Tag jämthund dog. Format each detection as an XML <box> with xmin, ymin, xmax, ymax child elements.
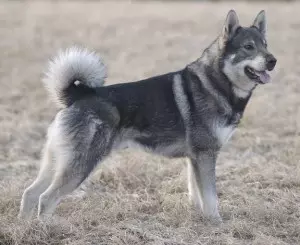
<box><xmin>19</xmin><ymin>10</ymin><xmax>276</xmax><ymax>222</ymax></box>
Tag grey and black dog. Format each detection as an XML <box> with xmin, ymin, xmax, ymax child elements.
<box><xmin>19</xmin><ymin>10</ymin><xmax>276</xmax><ymax>222</ymax></box>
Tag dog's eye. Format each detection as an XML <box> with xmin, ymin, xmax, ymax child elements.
<box><xmin>244</xmin><ymin>44</ymin><xmax>255</xmax><ymax>50</ymax></box>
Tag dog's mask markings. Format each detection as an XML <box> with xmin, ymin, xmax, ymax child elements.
<box><xmin>221</xmin><ymin>10</ymin><xmax>276</xmax><ymax>98</ymax></box>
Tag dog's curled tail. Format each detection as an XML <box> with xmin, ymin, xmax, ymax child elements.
<box><xmin>43</xmin><ymin>47</ymin><xmax>107</xmax><ymax>108</ymax></box>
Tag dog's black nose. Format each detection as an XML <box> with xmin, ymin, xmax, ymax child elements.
<box><xmin>266</xmin><ymin>55</ymin><xmax>277</xmax><ymax>71</ymax></box>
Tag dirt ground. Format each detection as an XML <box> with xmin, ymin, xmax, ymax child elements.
<box><xmin>0</xmin><ymin>1</ymin><xmax>299</xmax><ymax>244</ymax></box>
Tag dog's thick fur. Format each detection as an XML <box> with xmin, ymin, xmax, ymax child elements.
<box><xmin>19</xmin><ymin>10</ymin><xmax>276</xmax><ymax>222</ymax></box>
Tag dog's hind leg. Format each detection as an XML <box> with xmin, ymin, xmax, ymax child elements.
<box><xmin>37</xmin><ymin>108</ymin><xmax>116</xmax><ymax>220</ymax></box>
<box><xmin>188</xmin><ymin>151</ymin><xmax>222</xmax><ymax>223</ymax></box>
<box><xmin>19</xmin><ymin>126</ymin><xmax>56</xmax><ymax>219</ymax></box>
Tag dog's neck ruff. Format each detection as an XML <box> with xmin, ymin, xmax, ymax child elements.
<box><xmin>231</xmin><ymin>83</ymin><xmax>253</xmax><ymax>99</ymax></box>
<box><xmin>187</xmin><ymin>57</ymin><xmax>252</xmax><ymax>118</ymax></box>
<box><xmin>198</xmin><ymin>38</ymin><xmax>256</xmax><ymax>100</ymax></box>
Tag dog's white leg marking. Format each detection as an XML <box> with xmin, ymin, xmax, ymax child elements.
<box><xmin>38</xmin><ymin>148</ymin><xmax>89</xmax><ymax>219</ymax></box>
<box><xmin>19</xmin><ymin>125</ymin><xmax>56</xmax><ymax>219</ymax></box>
<box><xmin>187</xmin><ymin>158</ymin><xmax>201</xmax><ymax>204</ymax></box>
<box><xmin>37</xmin><ymin>161</ymin><xmax>83</xmax><ymax>220</ymax></box>
<box><xmin>189</xmin><ymin>152</ymin><xmax>221</xmax><ymax>223</ymax></box>
<box><xmin>19</xmin><ymin>144</ymin><xmax>54</xmax><ymax>219</ymax></box>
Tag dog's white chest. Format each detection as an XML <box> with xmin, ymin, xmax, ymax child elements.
<box><xmin>213</xmin><ymin>123</ymin><xmax>235</xmax><ymax>145</ymax></box>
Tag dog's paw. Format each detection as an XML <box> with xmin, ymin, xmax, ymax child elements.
<box><xmin>203</xmin><ymin>214</ymin><xmax>223</xmax><ymax>226</ymax></box>
<box><xmin>18</xmin><ymin>210</ymin><xmax>34</xmax><ymax>221</ymax></box>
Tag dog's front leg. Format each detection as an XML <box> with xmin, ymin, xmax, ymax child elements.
<box><xmin>187</xmin><ymin>151</ymin><xmax>221</xmax><ymax>223</ymax></box>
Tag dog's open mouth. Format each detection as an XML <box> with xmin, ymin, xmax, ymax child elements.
<box><xmin>245</xmin><ymin>66</ymin><xmax>270</xmax><ymax>84</ymax></box>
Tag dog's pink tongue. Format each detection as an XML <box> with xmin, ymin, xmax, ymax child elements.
<box><xmin>257</xmin><ymin>71</ymin><xmax>270</xmax><ymax>84</ymax></box>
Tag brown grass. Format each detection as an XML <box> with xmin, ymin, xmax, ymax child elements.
<box><xmin>0</xmin><ymin>1</ymin><xmax>300</xmax><ymax>244</ymax></box>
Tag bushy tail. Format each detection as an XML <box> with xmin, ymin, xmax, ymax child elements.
<box><xmin>43</xmin><ymin>47</ymin><xmax>107</xmax><ymax>108</ymax></box>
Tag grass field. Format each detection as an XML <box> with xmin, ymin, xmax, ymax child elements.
<box><xmin>0</xmin><ymin>1</ymin><xmax>299</xmax><ymax>244</ymax></box>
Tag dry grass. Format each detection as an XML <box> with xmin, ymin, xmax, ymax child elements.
<box><xmin>0</xmin><ymin>1</ymin><xmax>300</xmax><ymax>244</ymax></box>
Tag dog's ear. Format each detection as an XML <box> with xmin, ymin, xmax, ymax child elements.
<box><xmin>252</xmin><ymin>10</ymin><xmax>266</xmax><ymax>36</ymax></box>
<box><xmin>221</xmin><ymin>10</ymin><xmax>240</xmax><ymax>43</ymax></box>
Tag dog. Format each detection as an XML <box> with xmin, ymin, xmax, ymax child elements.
<box><xmin>19</xmin><ymin>10</ymin><xmax>276</xmax><ymax>222</ymax></box>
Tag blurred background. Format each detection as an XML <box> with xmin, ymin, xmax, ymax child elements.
<box><xmin>0</xmin><ymin>1</ymin><xmax>299</xmax><ymax>245</ymax></box>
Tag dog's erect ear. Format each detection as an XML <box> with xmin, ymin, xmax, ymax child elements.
<box><xmin>252</xmin><ymin>10</ymin><xmax>266</xmax><ymax>36</ymax></box>
<box><xmin>221</xmin><ymin>10</ymin><xmax>240</xmax><ymax>43</ymax></box>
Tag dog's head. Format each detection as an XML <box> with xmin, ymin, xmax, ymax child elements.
<box><xmin>220</xmin><ymin>10</ymin><xmax>276</xmax><ymax>96</ymax></box>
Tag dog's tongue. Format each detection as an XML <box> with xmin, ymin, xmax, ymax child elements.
<box><xmin>257</xmin><ymin>71</ymin><xmax>270</xmax><ymax>84</ymax></box>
